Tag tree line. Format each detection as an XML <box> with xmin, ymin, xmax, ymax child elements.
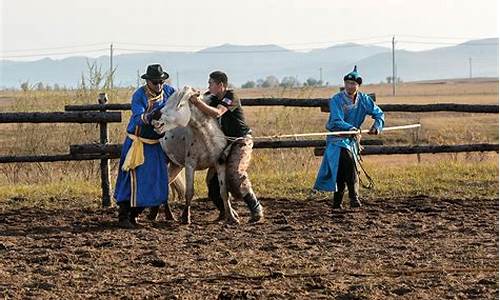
<box><xmin>241</xmin><ymin>76</ymin><xmax>326</xmax><ymax>89</ymax></box>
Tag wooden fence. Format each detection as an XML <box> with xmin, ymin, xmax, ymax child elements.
<box><xmin>1</xmin><ymin>92</ymin><xmax>498</xmax><ymax>207</ymax></box>
<box><xmin>0</xmin><ymin>93</ymin><xmax>119</xmax><ymax>206</ymax></box>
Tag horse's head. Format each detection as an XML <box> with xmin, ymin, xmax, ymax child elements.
<box><xmin>153</xmin><ymin>85</ymin><xmax>199</xmax><ymax>134</ymax></box>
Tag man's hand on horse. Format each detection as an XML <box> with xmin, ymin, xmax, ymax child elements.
<box><xmin>189</xmin><ymin>91</ymin><xmax>201</xmax><ymax>104</ymax></box>
<box><xmin>145</xmin><ymin>108</ymin><xmax>162</xmax><ymax>124</ymax></box>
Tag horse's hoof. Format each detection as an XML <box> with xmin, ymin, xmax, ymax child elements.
<box><xmin>248</xmin><ymin>206</ymin><xmax>264</xmax><ymax>223</ymax></box>
<box><xmin>166</xmin><ymin>215</ymin><xmax>178</xmax><ymax>222</ymax></box>
<box><xmin>248</xmin><ymin>214</ymin><xmax>264</xmax><ymax>224</ymax></box>
<box><xmin>165</xmin><ymin>210</ymin><xmax>178</xmax><ymax>222</ymax></box>
<box><xmin>181</xmin><ymin>214</ymin><xmax>190</xmax><ymax>225</ymax></box>
<box><xmin>226</xmin><ymin>216</ymin><xmax>240</xmax><ymax>225</ymax></box>
<box><xmin>181</xmin><ymin>215</ymin><xmax>190</xmax><ymax>225</ymax></box>
<box><xmin>147</xmin><ymin>207</ymin><xmax>160</xmax><ymax>221</ymax></box>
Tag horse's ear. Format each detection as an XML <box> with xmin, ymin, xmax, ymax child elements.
<box><xmin>176</xmin><ymin>88</ymin><xmax>192</xmax><ymax>109</ymax></box>
<box><xmin>176</xmin><ymin>92</ymin><xmax>184</xmax><ymax>108</ymax></box>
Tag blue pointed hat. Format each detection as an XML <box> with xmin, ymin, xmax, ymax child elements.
<box><xmin>343</xmin><ymin>65</ymin><xmax>362</xmax><ymax>85</ymax></box>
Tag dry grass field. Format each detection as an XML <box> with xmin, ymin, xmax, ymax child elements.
<box><xmin>0</xmin><ymin>79</ymin><xmax>498</xmax><ymax>299</ymax></box>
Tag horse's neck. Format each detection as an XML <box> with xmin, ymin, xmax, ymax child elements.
<box><xmin>188</xmin><ymin>104</ymin><xmax>226</xmax><ymax>150</ymax></box>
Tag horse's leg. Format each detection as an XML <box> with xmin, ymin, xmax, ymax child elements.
<box><xmin>206</xmin><ymin>167</ymin><xmax>224</xmax><ymax>221</ymax></box>
<box><xmin>147</xmin><ymin>163</ymin><xmax>184</xmax><ymax>221</ymax></box>
<box><xmin>165</xmin><ymin>164</ymin><xmax>184</xmax><ymax>221</ymax></box>
<box><xmin>216</xmin><ymin>163</ymin><xmax>239</xmax><ymax>224</ymax></box>
<box><xmin>168</xmin><ymin>163</ymin><xmax>184</xmax><ymax>184</ymax></box>
<box><xmin>180</xmin><ymin>164</ymin><xmax>195</xmax><ymax>224</ymax></box>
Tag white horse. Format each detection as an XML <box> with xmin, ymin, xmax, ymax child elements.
<box><xmin>153</xmin><ymin>86</ymin><xmax>240</xmax><ymax>224</ymax></box>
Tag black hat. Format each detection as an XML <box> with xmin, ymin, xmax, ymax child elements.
<box><xmin>343</xmin><ymin>65</ymin><xmax>362</xmax><ymax>85</ymax></box>
<box><xmin>141</xmin><ymin>64</ymin><xmax>169</xmax><ymax>80</ymax></box>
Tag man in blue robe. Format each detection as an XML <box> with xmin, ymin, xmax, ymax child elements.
<box><xmin>114</xmin><ymin>64</ymin><xmax>175</xmax><ymax>228</ymax></box>
<box><xmin>314</xmin><ymin>66</ymin><xmax>384</xmax><ymax>209</ymax></box>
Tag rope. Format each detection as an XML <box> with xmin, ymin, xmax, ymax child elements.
<box><xmin>211</xmin><ymin>123</ymin><xmax>421</xmax><ymax>142</ymax></box>
<box><xmin>253</xmin><ymin>124</ymin><xmax>421</xmax><ymax>140</ymax></box>
<box><xmin>355</xmin><ymin>151</ymin><xmax>375</xmax><ymax>189</ymax></box>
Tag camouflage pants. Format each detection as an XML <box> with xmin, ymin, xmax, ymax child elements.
<box><xmin>225</xmin><ymin>136</ymin><xmax>255</xmax><ymax>199</ymax></box>
<box><xmin>207</xmin><ymin>135</ymin><xmax>256</xmax><ymax>211</ymax></box>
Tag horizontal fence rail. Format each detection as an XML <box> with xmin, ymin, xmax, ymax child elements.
<box><xmin>314</xmin><ymin>143</ymin><xmax>499</xmax><ymax>156</ymax></box>
<box><xmin>377</xmin><ymin>103</ymin><xmax>499</xmax><ymax>113</ymax></box>
<box><xmin>0</xmin><ymin>139</ymin><xmax>382</xmax><ymax>164</ymax></box>
<box><xmin>2</xmin><ymin>142</ymin><xmax>494</xmax><ymax>164</ymax></box>
<box><xmin>65</xmin><ymin>100</ymin><xmax>498</xmax><ymax>114</ymax></box>
<box><xmin>0</xmin><ymin>153</ymin><xmax>116</xmax><ymax>163</ymax></box>
<box><xmin>68</xmin><ymin>140</ymin><xmax>384</xmax><ymax>156</ymax></box>
<box><xmin>0</xmin><ymin>112</ymin><xmax>122</xmax><ymax>123</ymax></box>
<box><xmin>321</xmin><ymin>103</ymin><xmax>499</xmax><ymax>113</ymax></box>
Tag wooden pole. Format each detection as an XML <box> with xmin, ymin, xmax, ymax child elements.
<box><xmin>98</xmin><ymin>93</ymin><xmax>111</xmax><ymax>207</ymax></box>
<box><xmin>109</xmin><ymin>44</ymin><xmax>114</xmax><ymax>89</ymax></box>
<box><xmin>255</xmin><ymin>124</ymin><xmax>420</xmax><ymax>140</ymax></box>
<box><xmin>392</xmin><ymin>36</ymin><xmax>396</xmax><ymax>96</ymax></box>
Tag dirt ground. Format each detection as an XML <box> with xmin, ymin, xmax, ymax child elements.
<box><xmin>0</xmin><ymin>195</ymin><xmax>498</xmax><ymax>299</ymax></box>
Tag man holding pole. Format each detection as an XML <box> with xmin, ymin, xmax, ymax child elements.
<box><xmin>314</xmin><ymin>66</ymin><xmax>384</xmax><ymax>209</ymax></box>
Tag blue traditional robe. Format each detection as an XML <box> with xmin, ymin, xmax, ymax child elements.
<box><xmin>114</xmin><ymin>84</ymin><xmax>176</xmax><ymax>207</ymax></box>
<box><xmin>313</xmin><ymin>91</ymin><xmax>384</xmax><ymax>192</ymax></box>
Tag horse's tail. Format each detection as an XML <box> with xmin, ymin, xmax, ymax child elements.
<box><xmin>170</xmin><ymin>170</ymin><xmax>186</xmax><ymax>201</ymax></box>
<box><xmin>147</xmin><ymin>168</ymin><xmax>185</xmax><ymax>221</ymax></box>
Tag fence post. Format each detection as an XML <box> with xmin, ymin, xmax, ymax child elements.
<box><xmin>415</xmin><ymin>117</ymin><xmax>421</xmax><ymax>163</ymax></box>
<box><xmin>98</xmin><ymin>93</ymin><xmax>111</xmax><ymax>207</ymax></box>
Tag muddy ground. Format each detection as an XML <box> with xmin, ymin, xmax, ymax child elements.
<box><xmin>0</xmin><ymin>195</ymin><xmax>498</xmax><ymax>299</ymax></box>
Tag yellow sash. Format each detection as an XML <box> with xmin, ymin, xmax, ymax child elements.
<box><xmin>122</xmin><ymin>133</ymin><xmax>159</xmax><ymax>171</ymax></box>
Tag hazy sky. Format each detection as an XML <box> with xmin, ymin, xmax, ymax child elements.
<box><xmin>1</xmin><ymin>0</ymin><xmax>498</xmax><ymax>60</ymax></box>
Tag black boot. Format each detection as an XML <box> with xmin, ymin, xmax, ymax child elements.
<box><xmin>332</xmin><ymin>182</ymin><xmax>345</xmax><ymax>209</ymax></box>
<box><xmin>332</xmin><ymin>191</ymin><xmax>344</xmax><ymax>209</ymax></box>
<box><xmin>129</xmin><ymin>207</ymin><xmax>144</xmax><ymax>226</ymax></box>
<box><xmin>208</xmin><ymin>173</ymin><xmax>225</xmax><ymax>216</ymax></box>
<box><xmin>118</xmin><ymin>201</ymin><xmax>135</xmax><ymax>229</ymax></box>
<box><xmin>350</xmin><ymin>197</ymin><xmax>362</xmax><ymax>208</ymax></box>
<box><xmin>243</xmin><ymin>192</ymin><xmax>264</xmax><ymax>223</ymax></box>
<box><xmin>348</xmin><ymin>182</ymin><xmax>362</xmax><ymax>208</ymax></box>
<box><xmin>147</xmin><ymin>206</ymin><xmax>160</xmax><ymax>221</ymax></box>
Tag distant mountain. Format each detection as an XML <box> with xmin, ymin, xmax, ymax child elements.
<box><xmin>0</xmin><ymin>39</ymin><xmax>497</xmax><ymax>89</ymax></box>
<box><xmin>356</xmin><ymin>38</ymin><xmax>499</xmax><ymax>83</ymax></box>
<box><xmin>198</xmin><ymin>43</ymin><xmax>290</xmax><ymax>53</ymax></box>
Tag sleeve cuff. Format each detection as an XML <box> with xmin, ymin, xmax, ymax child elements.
<box><xmin>141</xmin><ymin>113</ymin><xmax>148</xmax><ymax>125</ymax></box>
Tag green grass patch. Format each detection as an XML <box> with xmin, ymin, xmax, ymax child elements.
<box><xmin>0</xmin><ymin>179</ymin><xmax>101</xmax><ymax>211</ymax></box>
<box><xmin>359</xmin><ymin>158</ymin><xmax>498</xmax><ymax>199</ymax></box>
<box><xmin>0</xmin><ymin>156</ymin><xmax>497</xmax><ymax>210</ymax></box>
